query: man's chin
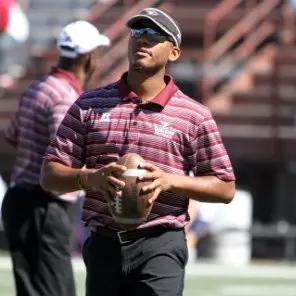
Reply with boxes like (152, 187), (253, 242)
(131, 62), (145, 72)
(131, 61), (155, 73)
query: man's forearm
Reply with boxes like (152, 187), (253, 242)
(40, 160), (90, 194)
(168, 174), (235, 204)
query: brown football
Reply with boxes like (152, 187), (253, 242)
(107, 153), (154, 230)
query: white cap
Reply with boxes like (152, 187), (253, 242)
(57, 21), (110, 59)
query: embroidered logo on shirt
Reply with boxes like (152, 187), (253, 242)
(154, 122), (175, 139)
(100, 112), (111, 122)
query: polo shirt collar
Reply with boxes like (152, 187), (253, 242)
(51, 67), (83, 95)
(118, 72), (178, 107)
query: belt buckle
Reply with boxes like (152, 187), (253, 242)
(117, 230), (131, 244)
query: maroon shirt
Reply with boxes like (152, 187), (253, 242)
(6, 68), (82, 189)
(46, 73), (235, 229)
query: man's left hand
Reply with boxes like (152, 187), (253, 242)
(138, 162), (172, 204)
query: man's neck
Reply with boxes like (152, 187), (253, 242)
(70, 68), (85, 89)
(127, 69), (167, 102)
(57, 64), (85, 89)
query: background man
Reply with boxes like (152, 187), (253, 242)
(1, 20), (110, 296)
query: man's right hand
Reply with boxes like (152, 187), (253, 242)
(80, 163), (127, 199)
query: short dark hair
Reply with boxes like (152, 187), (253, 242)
(58, 54), (89, 71)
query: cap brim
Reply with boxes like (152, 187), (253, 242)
(127, 15), (163, 30)
(126, 15), (178, 46)
(58, 33), (110, 58)
(97, 34), (111, 47)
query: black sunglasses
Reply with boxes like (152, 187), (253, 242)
(130, 28), (174, 44)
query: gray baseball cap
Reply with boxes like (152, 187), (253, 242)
(126, 8), (182, 47)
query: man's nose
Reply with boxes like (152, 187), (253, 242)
(136, 35), (150, 46)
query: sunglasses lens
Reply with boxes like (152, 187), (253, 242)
(130, 28), (171, 43)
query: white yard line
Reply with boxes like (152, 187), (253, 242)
(220, 285), (296, 296)
(0, 257), (11, 270)
(186, 262), (296, 279)
(0, 257), (296, 280)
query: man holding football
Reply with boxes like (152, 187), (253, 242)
(40, 7), (236, 296)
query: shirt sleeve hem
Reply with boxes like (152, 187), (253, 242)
(44, 155), (72, 167)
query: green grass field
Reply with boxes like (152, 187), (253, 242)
(0, 258), (296, 295)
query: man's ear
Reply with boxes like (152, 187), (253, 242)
(169, 46), (181, 62)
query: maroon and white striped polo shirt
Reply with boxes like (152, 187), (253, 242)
(45, 73), (235, 229)
(5, 68), (82, 195)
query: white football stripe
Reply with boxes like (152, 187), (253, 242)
(122, 169), (147, 177)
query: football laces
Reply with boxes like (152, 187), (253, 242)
(114, 196), (122, 214)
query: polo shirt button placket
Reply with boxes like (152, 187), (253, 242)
(128, 109), (139, 143)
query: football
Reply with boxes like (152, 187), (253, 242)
(107, 153), (154, 230)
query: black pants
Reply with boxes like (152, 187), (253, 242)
(1, 185), (77, 296)
(83, 227), (188, 296)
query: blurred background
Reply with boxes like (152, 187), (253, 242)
(0, 0), (296, 295)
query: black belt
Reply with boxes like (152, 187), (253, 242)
(91, 226), (167, 244)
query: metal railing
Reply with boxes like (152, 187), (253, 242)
(85, 0), (118, 23)
(202, 0), (282, 103)
(204, 0), (245, 51)
(251, 222), (296, 262)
